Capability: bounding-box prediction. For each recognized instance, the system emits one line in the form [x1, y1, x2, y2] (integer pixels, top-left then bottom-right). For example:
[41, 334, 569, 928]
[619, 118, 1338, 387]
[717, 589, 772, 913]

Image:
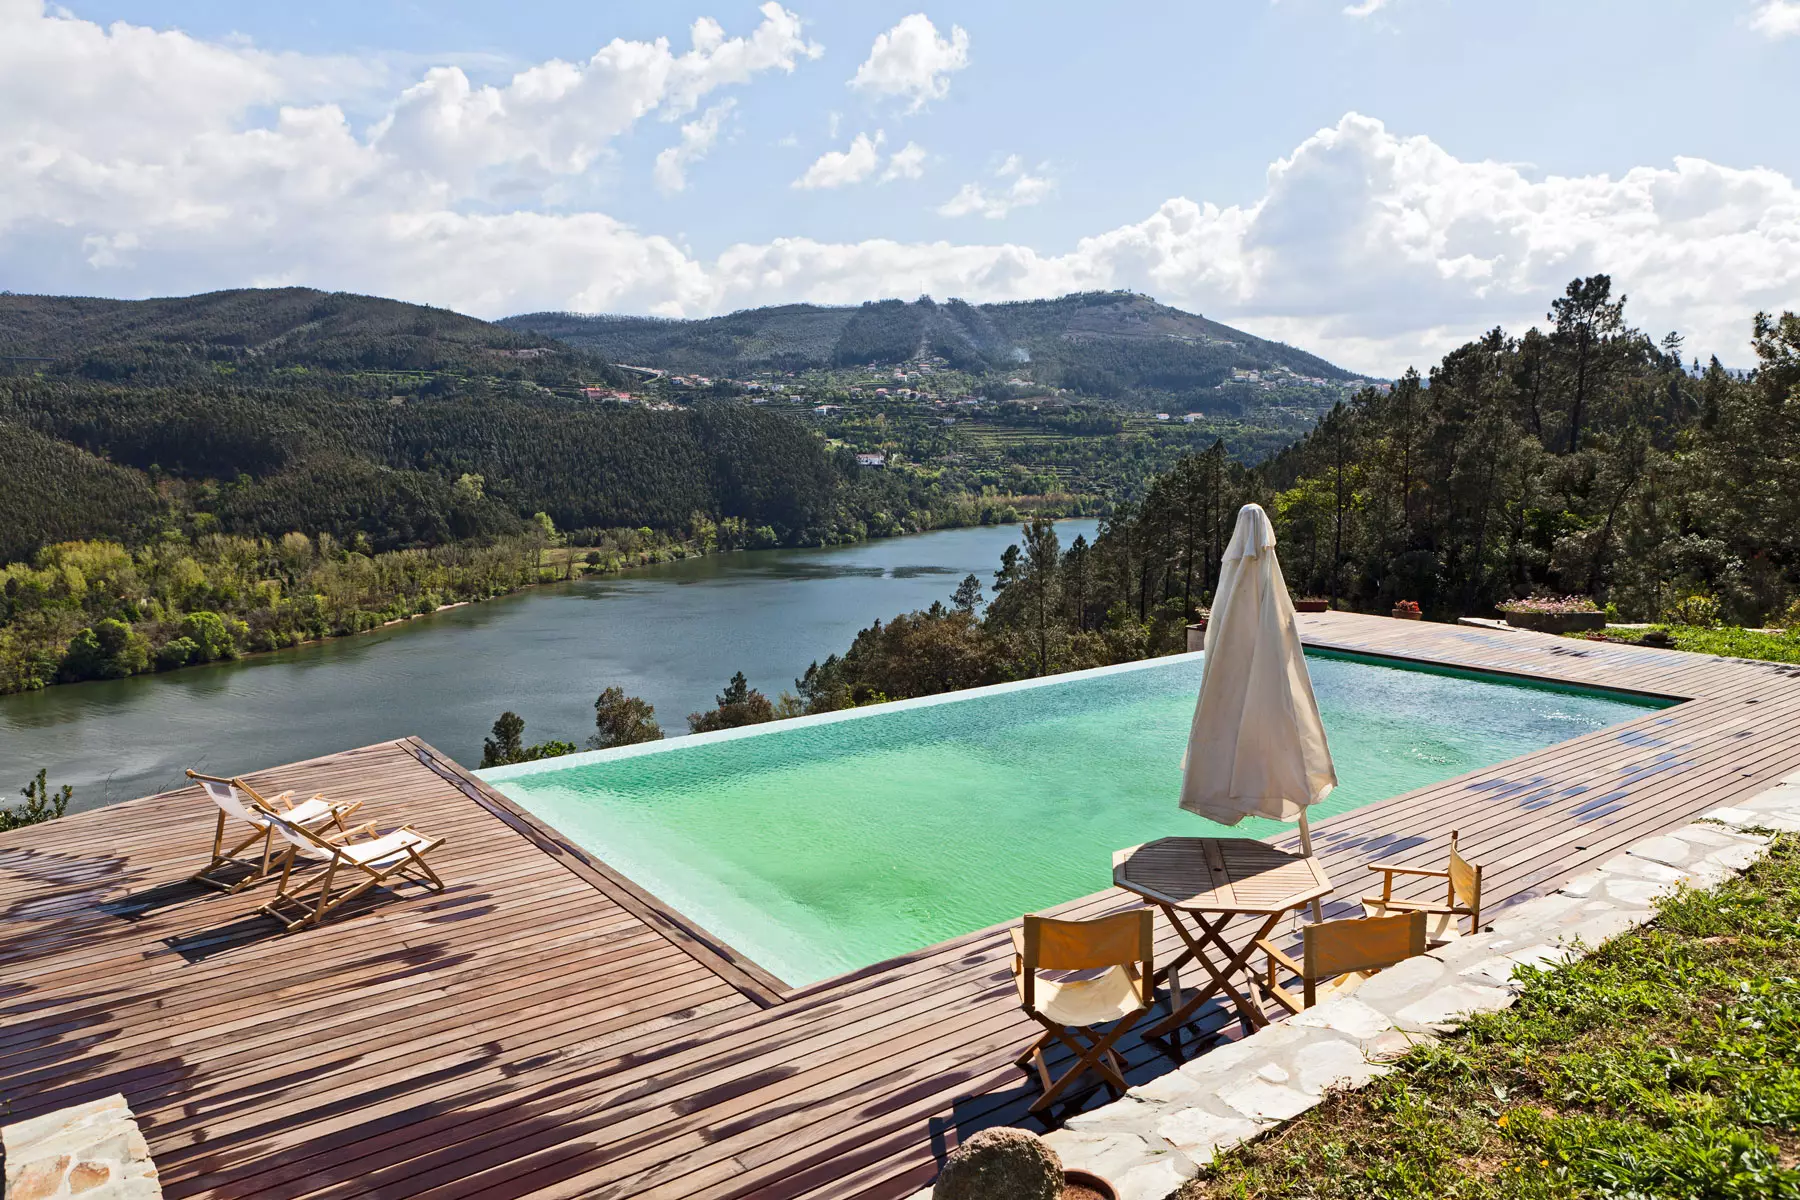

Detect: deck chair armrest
[324, 821, 380, 844]
[1256, 939, 1302, 975]
[1365, 865, 1450, 879]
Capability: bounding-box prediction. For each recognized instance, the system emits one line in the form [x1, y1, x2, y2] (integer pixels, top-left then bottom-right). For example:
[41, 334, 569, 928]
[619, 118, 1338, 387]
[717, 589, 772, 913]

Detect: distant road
[615, 363, 666, 378]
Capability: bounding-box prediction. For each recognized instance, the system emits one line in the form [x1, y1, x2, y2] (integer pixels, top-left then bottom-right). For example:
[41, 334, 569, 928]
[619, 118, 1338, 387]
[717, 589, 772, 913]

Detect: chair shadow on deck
[160, 880, 494, 964]
[924, 988, 1244, 1176]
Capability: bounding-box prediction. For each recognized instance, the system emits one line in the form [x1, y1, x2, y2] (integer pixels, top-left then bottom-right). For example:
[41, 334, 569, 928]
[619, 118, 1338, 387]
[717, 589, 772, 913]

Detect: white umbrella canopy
[1178, 503, 1337, 845]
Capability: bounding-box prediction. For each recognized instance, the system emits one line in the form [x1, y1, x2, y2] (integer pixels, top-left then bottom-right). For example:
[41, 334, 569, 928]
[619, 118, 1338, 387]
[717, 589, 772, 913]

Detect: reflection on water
[0, 522, 1097, 811]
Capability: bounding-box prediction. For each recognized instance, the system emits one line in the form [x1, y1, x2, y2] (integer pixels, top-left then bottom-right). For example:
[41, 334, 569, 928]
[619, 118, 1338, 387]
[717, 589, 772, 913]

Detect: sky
[2, 0, 1797, 375]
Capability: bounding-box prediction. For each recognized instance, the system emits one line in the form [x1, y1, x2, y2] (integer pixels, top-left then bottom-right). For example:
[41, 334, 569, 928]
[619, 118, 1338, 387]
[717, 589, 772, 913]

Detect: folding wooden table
[1113, 836, 1335, 1038]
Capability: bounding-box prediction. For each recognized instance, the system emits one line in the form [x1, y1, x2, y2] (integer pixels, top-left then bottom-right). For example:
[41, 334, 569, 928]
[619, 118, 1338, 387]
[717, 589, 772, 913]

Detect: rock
[934, 1127, 1064, 1200]
[1287, 996, 1394, 1042]
[1214, 1076, 1317, 1122]
[1154, 1109, 1264, 1163]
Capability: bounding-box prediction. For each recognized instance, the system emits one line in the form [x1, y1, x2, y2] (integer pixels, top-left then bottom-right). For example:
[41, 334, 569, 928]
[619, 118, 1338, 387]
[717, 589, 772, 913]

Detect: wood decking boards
[4, 613, 1798, 1199]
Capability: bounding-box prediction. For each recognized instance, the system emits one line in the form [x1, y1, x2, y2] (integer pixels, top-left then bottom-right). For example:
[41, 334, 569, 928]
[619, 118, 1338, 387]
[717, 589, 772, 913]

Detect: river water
[0, 522, 1098, 812]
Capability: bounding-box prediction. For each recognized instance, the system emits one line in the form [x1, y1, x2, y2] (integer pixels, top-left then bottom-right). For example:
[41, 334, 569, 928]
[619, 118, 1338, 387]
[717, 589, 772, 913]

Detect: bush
[59, 618, 151, 681]
[1662, 591, 1722, 627]
[156, 636, 198, 671]
[178, 610, 246, 662]
[0, 768, 72, 832]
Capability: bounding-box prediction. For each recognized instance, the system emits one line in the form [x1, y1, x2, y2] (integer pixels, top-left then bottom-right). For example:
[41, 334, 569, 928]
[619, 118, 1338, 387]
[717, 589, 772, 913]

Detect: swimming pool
[483, 651, 1666, 987]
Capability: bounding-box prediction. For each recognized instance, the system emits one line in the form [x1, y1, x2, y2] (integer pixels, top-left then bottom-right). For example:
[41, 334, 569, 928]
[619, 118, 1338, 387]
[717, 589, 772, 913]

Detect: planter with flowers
[1500, 595, 1605, 634]
[1294, 597, 1332, 613]
[1391, 600, 1422, 621]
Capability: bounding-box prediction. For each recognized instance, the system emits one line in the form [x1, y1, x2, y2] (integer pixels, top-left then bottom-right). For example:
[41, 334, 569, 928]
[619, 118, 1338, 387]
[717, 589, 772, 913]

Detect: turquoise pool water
[486, 652, 1665, 987]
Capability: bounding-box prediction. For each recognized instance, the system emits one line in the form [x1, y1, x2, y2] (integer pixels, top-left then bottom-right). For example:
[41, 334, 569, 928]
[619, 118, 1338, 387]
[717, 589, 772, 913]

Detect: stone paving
[2, 1094, 162, 1200]
[908, 770, 1800, 1200]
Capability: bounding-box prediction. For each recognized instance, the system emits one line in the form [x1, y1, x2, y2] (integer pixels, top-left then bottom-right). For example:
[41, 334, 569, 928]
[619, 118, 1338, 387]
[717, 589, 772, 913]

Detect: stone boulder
[934, 1126, 1063, 1200]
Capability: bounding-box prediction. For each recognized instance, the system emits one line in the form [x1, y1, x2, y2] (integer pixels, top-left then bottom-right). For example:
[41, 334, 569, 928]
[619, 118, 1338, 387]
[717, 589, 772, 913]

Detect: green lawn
[1573, 626, 1800, 665]
[1173, 835, 1800, 1200]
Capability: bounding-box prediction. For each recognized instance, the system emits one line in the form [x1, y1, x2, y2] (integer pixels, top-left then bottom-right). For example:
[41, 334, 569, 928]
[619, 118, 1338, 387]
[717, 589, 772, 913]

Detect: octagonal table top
[1113, 836, 1334, 914]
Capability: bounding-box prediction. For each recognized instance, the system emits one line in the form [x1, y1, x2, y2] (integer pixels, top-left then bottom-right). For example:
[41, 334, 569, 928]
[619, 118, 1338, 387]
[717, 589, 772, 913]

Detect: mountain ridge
[502, 291, 1365, 410]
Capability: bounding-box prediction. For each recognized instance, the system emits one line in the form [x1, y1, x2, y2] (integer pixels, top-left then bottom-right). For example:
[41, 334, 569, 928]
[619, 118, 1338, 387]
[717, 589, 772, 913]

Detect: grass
[1573, 626, 1800, 665]
[1171, 835, 1800, 1200]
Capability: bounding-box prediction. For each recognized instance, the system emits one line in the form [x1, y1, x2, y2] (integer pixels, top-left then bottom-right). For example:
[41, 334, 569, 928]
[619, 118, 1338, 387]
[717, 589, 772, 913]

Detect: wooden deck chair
[1257, 910, 1428, 1013]
[185, 769, 360, 893]
[1362, 829, 1484, 944]
[1010, 908, 1155, 1114]
[252, 802, 446, 932]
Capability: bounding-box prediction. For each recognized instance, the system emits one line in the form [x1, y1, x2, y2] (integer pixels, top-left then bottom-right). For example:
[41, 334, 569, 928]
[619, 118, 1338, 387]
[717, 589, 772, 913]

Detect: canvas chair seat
[336, 829, 434, 869]
[1011, 909, 1155, 1114]
[1258, 910, 1428, 1013]
[1011, 939, 1144, 1028]
[262, 795, 335, 827]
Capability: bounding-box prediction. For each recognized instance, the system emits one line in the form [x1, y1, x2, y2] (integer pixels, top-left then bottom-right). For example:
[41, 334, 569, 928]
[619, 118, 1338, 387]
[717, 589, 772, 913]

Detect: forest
[0, 287, 989, 694]
[779, 280, 1800, 711]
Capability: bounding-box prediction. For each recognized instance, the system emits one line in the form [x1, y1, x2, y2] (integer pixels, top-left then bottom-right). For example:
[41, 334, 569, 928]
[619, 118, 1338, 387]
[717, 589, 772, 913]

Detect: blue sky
[3, 0, 1797, 373]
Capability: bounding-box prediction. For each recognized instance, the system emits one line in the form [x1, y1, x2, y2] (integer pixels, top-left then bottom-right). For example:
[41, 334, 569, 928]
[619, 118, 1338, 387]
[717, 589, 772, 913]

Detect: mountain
[503, 291, 1364, 408]
[0, 287, 625, 390]
[0, 288, 935, 563]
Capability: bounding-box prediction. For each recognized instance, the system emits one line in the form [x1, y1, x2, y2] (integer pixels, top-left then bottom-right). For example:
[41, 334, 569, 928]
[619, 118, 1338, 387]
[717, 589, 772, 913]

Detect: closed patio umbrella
[1179, 503, 1336, 913]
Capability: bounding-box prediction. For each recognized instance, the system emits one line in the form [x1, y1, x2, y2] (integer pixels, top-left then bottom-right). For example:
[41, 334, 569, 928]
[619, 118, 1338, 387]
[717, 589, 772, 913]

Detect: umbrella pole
[1297, 810, 1325, 924]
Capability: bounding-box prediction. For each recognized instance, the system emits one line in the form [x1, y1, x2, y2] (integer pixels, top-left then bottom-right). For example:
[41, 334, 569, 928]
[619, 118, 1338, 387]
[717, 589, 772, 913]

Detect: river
[0, 521, 1099, 812]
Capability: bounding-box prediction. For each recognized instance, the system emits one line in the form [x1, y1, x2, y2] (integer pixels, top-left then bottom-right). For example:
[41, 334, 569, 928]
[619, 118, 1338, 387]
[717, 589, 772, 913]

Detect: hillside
[0, 287, 625, 390]
[504, 292, 1363, 409]
[0, 288, 944, 564]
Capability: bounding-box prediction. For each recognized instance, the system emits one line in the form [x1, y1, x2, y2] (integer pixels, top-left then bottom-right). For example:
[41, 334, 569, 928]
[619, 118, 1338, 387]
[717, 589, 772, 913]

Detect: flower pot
[1502, 610, 1605, 634]
[1063, 1169, 1118, 1200]
[1391, 608, 1421, 621]
[1294, 599, 1330, 613]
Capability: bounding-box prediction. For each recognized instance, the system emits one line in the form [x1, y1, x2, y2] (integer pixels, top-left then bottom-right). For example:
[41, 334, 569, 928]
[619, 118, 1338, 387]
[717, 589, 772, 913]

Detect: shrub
[1662, 591, 1722, 627]
[1, 769, 72, 832]
[178, 610, 247, 662]
[60, 618, 151, 681]
[156, 636, 199, 671]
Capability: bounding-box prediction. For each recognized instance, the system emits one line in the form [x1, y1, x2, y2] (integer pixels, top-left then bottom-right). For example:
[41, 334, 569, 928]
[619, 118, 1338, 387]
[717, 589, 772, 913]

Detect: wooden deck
[5, 612, 1800, 1200]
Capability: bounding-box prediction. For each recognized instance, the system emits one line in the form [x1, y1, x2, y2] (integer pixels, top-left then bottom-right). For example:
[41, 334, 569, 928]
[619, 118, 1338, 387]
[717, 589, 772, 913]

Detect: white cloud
[793, 133, 924, 188]
[882, 141, 928, 182]
[3, 0, 1797, 380]
[654, 100, 734, 194]
[1751, 0, 1800, 37]
[1343, 0, 1393, 16]
[793, 131, 884, 189]
[937, 156, 1052, 218]
[849, 14, 970, 113]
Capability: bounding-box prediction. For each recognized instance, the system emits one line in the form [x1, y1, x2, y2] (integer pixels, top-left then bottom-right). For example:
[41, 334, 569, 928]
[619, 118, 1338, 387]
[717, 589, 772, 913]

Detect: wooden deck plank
[5, 613, 1797, 1200]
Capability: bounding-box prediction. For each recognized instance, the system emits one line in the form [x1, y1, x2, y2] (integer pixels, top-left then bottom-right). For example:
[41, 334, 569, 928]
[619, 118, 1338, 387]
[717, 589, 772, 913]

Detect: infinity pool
[484, 651, 1664, 987]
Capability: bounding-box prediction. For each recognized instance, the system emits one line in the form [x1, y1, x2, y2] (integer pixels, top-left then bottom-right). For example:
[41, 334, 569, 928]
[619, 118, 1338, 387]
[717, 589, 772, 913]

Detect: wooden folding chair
[253, 802, 447, 932]
[1258, 910, 1428, 1013]
[185, 769, 361, 893]
[1362, 829, 1484, 944]
[1011, 908, 1155, 1114]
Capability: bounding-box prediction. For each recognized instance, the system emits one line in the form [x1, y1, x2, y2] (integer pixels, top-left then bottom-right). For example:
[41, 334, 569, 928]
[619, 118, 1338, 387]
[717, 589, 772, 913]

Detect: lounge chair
[1011, 908, 1155, 1113]
[1257, 910, 1428, 1012]
[1362, 829, 1484, 944]
[253, 802, 446, 931]
[186, 769, 361, 893]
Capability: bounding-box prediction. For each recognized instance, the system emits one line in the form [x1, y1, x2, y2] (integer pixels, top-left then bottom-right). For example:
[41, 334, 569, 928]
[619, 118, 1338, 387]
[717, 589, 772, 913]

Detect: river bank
[1, 521, 1099, 812]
